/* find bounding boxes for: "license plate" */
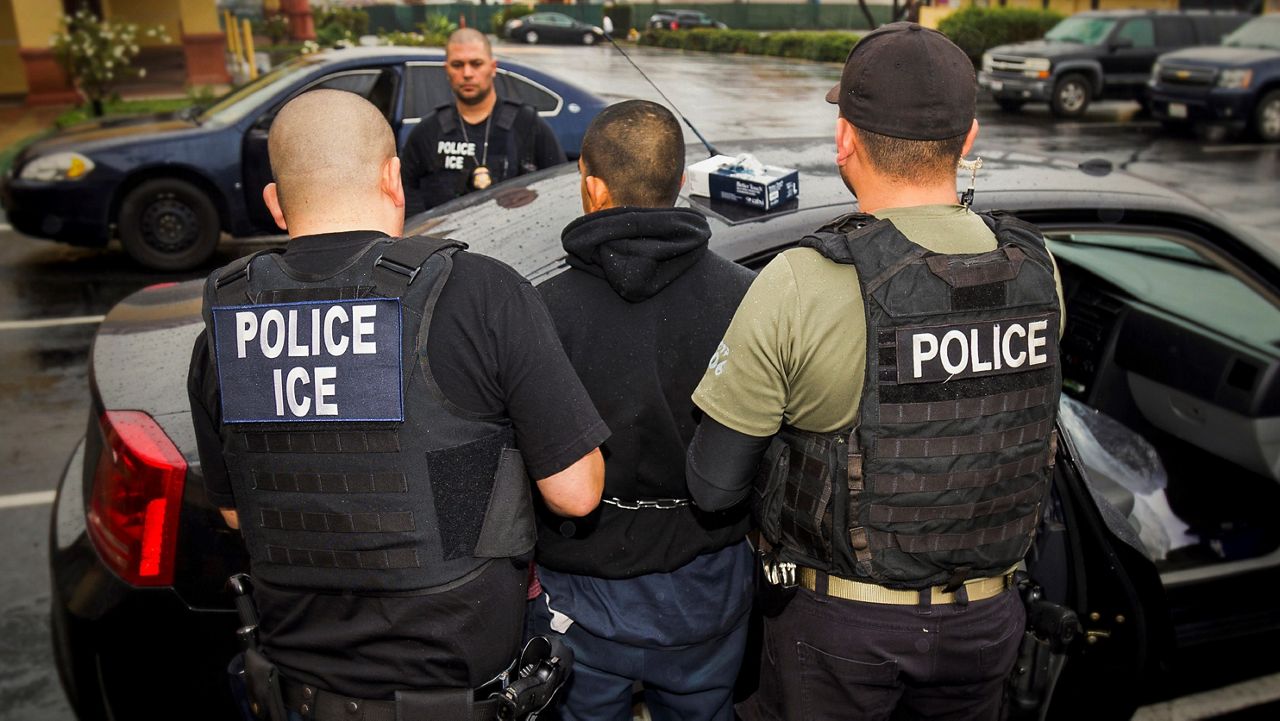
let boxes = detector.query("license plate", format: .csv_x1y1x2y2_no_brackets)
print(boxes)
990,80,1004,92
1169,103,1187,119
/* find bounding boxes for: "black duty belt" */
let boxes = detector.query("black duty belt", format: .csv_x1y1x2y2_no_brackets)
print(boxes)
280,678,500,721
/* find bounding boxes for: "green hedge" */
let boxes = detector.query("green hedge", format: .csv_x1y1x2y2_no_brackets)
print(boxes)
640,28,859,63
937,7,1063,64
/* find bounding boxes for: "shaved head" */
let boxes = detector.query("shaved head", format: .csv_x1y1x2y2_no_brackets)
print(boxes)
446,28,491,56
267,89,396,221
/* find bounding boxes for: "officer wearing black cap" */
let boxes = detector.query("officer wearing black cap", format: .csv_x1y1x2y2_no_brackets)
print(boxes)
685,23,1065,721
187,89,607,721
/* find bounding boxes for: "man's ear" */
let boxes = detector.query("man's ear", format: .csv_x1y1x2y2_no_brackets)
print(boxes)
583,174,613,213
383,156,405,209
263,183,288,231
835,116,858,166
961,119,980,158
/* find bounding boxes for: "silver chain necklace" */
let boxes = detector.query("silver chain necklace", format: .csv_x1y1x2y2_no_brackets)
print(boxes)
458,107,493,190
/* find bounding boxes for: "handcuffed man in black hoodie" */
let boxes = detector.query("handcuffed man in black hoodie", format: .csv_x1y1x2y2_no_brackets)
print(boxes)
530,100,756,720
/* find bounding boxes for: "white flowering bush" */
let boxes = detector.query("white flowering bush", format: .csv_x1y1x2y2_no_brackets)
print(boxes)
50,8,171,116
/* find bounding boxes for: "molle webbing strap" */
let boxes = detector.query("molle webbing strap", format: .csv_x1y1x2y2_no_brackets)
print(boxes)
265,545,420,570
240,431,401,454
924,247,1026,288
875,417,1054,458
864,246,929,294
260,508,416,533
252,285,377,304
252,470,408,494
879,384,1056,425
869,451,1049,495
868,483,1045,524
372,235,466,295
870,510,1040,554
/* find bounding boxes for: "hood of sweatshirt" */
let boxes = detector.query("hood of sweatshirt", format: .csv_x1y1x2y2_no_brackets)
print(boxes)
560,206,711,302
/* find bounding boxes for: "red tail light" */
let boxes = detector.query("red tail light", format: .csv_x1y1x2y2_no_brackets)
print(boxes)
671,20,679,30
87,410,187,586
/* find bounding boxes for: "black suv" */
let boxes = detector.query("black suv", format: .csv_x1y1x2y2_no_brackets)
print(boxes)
646,9,727,31
979,10,1249,118
1149,15,1280,142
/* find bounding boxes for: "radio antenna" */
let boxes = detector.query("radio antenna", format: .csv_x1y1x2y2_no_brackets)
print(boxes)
604,34,720,158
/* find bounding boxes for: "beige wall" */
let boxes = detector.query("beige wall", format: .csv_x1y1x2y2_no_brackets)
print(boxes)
103,0,181,45
0,0,23,95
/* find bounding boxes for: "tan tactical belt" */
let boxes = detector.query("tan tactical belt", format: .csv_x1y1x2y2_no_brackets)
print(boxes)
798,566,1015,605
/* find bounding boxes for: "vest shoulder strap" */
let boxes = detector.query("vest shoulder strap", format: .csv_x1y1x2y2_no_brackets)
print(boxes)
213,248,285,300
372,235,468,296
433,103,459,134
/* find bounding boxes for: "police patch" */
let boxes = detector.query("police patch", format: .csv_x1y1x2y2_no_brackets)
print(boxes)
212,298,403,423
896,314,1057,384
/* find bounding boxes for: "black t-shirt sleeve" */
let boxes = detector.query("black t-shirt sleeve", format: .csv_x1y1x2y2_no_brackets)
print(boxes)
426,253,608,479
400,118,436,218
187,330,236,508
531,116,565,169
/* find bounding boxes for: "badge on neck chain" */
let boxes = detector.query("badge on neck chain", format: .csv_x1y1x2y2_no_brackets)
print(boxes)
471,165,492,190
459,108,494,192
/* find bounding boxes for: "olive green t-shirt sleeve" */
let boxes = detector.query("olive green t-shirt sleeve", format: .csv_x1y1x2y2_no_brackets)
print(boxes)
691,254,797,438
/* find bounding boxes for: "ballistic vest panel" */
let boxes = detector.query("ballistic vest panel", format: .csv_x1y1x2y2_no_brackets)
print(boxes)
756,212,1061,589
204,237,536,592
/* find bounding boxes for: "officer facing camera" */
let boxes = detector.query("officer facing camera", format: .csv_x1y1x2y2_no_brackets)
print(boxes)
685,22,1066,721
400,28,565,217
187,88,607,721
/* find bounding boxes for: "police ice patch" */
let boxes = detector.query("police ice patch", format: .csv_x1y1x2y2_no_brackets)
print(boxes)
212,298,403,423
897,314,1057,384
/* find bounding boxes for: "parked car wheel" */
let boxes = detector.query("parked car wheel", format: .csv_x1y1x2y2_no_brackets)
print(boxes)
1255,89,1280,143
1051,74,1091,118
996,98,1026,113
582,32,597,45
524,30,539,45
117,178,220,271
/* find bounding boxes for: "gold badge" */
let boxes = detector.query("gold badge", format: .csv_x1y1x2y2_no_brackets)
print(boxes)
471,165,492,190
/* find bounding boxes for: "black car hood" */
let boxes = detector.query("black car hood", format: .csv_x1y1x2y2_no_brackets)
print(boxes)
22,115,207,157
1159,45,1278,68
988,40,1093,59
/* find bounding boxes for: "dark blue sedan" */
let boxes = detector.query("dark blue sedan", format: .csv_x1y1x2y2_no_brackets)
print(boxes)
0,47,606,270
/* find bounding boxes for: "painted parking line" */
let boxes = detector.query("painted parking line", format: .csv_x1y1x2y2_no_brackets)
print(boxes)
1201,142,1280,154
0,314,105,331
1133,670,1280,720
0,490,56,510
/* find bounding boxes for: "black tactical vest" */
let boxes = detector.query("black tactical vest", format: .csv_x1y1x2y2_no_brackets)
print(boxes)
756,212,1062,590
203,237,536,593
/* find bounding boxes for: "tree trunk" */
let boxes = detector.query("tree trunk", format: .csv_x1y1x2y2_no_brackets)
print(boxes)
857,0,877,31
91,98,105,117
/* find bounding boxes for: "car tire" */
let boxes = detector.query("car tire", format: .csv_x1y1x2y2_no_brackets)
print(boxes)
1050,74,1091,119
996,98,1025,113
117,178,220,271
525,30,539,45
1254,89,1280,143
582,32,597,45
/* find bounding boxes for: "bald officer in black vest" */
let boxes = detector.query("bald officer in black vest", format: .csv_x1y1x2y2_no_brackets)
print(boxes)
187,89,607,721
685,23,1065,721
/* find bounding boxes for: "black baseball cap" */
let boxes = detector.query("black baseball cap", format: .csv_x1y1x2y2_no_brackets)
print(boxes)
825,22,976,141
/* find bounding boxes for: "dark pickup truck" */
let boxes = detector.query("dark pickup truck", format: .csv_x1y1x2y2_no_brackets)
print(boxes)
1149,14,1280,142
979,10,1249,118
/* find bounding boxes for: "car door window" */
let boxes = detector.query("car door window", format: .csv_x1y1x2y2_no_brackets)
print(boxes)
1155,17,1195,47
494,72,562,114
404,64,454,119
1115,19,1155,48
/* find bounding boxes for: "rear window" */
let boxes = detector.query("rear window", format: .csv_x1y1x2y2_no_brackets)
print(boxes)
1155,16,1195,47
1115,19,1155,49
404,64,453,119
495,72,561,114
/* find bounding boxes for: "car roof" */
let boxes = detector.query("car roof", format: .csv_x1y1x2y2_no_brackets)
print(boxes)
406,137,1274,286
1074,9,1247,17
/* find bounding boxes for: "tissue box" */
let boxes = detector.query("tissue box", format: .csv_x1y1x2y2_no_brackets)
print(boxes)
687,154,800,211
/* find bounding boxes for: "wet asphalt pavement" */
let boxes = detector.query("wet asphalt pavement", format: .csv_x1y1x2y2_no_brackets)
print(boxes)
1,43,1277,721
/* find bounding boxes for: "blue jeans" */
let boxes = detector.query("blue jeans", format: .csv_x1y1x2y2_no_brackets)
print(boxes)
527,595,749,721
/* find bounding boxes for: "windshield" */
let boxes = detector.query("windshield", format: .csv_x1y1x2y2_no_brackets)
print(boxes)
1222,17,1280,51
198,55,326,125
1045,17,1117,46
